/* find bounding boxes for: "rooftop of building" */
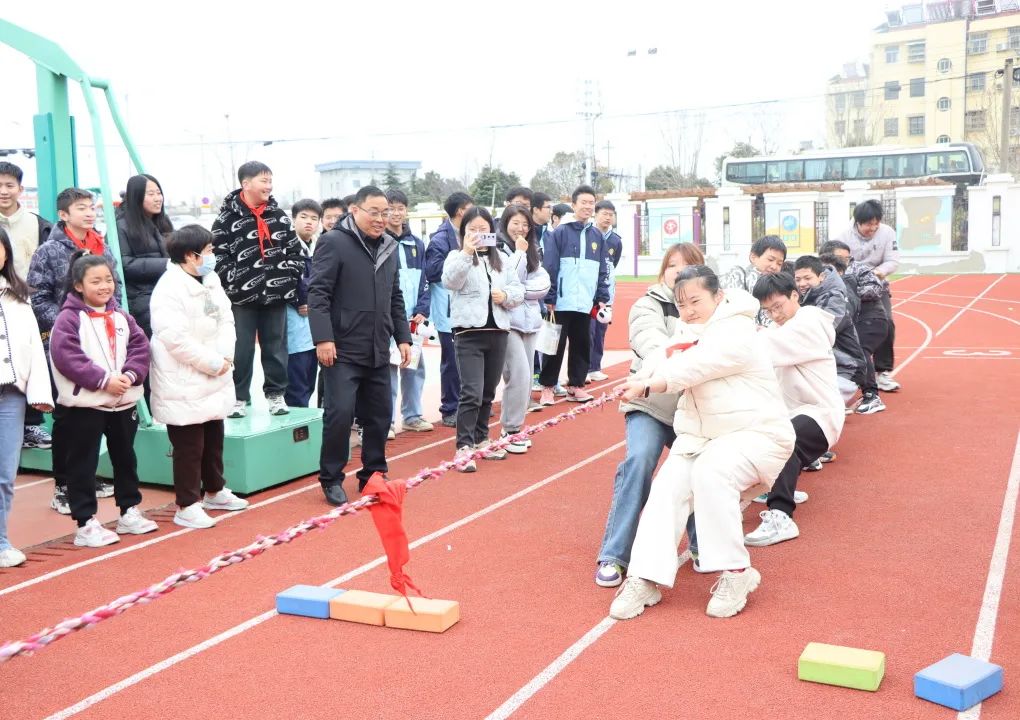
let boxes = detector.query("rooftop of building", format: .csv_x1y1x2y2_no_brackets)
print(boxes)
315,160,422,172
877,0,1020,32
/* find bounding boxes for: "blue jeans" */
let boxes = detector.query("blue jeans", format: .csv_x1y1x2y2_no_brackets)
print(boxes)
598,411,697,568
0,387,27,551
390,358,426,424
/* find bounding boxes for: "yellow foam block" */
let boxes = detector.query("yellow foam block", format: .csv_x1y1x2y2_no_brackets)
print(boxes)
328,590,401,626
384,597,460,633
798,642,886,692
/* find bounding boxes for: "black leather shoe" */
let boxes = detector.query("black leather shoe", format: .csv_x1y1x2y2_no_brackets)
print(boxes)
322,484,348,506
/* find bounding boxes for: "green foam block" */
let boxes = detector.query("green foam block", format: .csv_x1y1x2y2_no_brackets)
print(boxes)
798,642,886,692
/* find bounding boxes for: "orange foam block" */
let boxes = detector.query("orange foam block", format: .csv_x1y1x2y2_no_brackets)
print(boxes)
328,590,401,626
384,597,460,633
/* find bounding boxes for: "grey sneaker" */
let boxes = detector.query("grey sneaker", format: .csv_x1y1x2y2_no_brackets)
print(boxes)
402,417,434,432
267,394,289,416
455,446,477,473
228,401,247,419
477,442,507,461
609,577,661,620
23,425,52,449
706,567,761,618
856,393,886,415
876,371,901,392
96,481,115,498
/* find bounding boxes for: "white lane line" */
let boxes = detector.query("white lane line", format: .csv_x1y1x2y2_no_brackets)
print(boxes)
891,275,959,309
925,357,1020,361
935,275,1007,336
1,377,623,598
43,441,627,720
923,292,1020,306
906,300,1020,330
889,311,934,379
484,617,618,720
13,478,53,492
957,429,1020,720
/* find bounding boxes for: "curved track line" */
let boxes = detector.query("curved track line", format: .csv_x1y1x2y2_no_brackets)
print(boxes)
903,300,1020,330
43,441,628,720
889,311,935,379
0,376,624,599
933,275,1006,336
891,275,959,309
921,292,1020,306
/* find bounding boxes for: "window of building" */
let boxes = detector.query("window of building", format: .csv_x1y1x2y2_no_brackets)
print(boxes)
902,4,924,23
965,110,986,131
884,81,901,100
834,93,846,112
937,96,951,111
834,120,847,137
937,58,952,73
936,134,950,143
884,118,899,136
352,178,362,189
853,119,866,138
852,91,866,108
908,115,925,135
886,45,899,63
910,77,925,97
1010,27,1020,51
968,72,987,92
907,42,926,62
968,32,988,54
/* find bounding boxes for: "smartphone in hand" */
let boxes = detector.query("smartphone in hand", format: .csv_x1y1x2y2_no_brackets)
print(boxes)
475,232,498,247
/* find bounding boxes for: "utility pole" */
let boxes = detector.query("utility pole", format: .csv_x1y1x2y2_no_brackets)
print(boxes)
1001,58,1014,174
225,113,236,173
580,78,598,186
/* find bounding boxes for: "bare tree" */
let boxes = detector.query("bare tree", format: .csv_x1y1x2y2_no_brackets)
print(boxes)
827,88,888,148
972,83,1020,172
655,110,706,188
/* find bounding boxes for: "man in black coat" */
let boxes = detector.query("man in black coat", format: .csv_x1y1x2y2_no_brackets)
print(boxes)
309,185,412,505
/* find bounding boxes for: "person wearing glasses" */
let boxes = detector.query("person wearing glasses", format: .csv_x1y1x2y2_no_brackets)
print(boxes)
308,186,412,506
211,162,304,418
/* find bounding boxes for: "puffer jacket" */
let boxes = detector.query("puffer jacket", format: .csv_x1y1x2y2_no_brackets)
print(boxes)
116,217,169,337
800,270,867,384
760,305,845,448
211,189,303,306
648,288,794,482
441,250,524,331
0,278,53,407
496,235,550,334
619,283,682,427
148,262,236,425
835,222,899,278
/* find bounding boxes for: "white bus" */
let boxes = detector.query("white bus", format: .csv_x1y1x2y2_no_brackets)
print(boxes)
721,143,985,187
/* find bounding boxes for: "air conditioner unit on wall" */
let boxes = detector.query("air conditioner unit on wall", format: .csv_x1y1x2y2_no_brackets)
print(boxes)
997,43,1011,52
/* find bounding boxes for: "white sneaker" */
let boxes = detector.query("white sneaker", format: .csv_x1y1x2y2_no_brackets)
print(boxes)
174,502,216,529
752,490,808,505
588,370,609,382
203,489,249,511
706,567,761,618
0,547,27,567
267,394,290,416
402,417,434,432
744,509,800,547
388,425,396,441
115,506,159,535
455,446,477,473
876,371,901,392
477,442,507,461
228,401,247,419
609,577,662,620
74,518,120,547
500,431,529,454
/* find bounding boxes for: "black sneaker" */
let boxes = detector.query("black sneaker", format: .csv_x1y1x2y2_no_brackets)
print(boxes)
856,393,887,415
820,451,836,463
321,483,348,506
51,486,71,515
96,481,115,498
441,415,456,428
23,425,53,449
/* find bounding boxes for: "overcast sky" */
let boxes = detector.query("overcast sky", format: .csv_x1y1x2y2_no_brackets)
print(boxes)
2,0,891,207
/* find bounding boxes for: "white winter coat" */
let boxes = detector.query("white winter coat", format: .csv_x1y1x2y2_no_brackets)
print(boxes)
497,241,550,334
650,288,795,487
441,250,523,331
760,305,845,448
148,262,236,425
0,279,53,407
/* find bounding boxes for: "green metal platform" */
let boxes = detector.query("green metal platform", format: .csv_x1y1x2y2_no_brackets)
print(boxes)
95,408,323,495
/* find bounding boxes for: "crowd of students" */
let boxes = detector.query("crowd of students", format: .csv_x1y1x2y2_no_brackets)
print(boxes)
0,160,621,565
600,199,901,620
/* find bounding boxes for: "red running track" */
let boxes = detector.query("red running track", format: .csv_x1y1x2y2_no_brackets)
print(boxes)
0,274,1017,720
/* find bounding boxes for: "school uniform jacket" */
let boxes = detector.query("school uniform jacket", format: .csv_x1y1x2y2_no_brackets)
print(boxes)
49,294,149,411
424,219,460,333
648,288,795,485
542,220,610,313
393,225,431,320
760,305,845,448
149,262,236,426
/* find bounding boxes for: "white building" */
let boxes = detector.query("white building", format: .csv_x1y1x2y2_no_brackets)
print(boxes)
315,160,421,197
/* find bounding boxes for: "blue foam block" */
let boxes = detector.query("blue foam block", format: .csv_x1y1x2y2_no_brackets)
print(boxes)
276,585,346,619
914,653,1003,711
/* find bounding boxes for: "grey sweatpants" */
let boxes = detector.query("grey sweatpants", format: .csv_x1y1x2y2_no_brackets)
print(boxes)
500,330,538,433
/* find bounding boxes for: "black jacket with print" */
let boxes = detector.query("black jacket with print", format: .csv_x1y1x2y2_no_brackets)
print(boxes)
211,190,303,306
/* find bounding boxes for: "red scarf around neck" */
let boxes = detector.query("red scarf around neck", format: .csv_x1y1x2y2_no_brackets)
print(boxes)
87,309,117,364
64,224,105,255
239,192,272,258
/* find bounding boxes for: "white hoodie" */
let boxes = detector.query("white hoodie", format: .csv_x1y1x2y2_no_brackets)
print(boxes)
650,288,794,485
759,305,845,448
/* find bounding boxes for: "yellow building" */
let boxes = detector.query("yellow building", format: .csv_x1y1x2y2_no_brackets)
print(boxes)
826,1,1020,170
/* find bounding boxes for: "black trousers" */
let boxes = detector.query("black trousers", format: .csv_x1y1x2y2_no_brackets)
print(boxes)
319,361,391,490
874,293,895,372
231,303,289,403
61,405,142,524
438,331,461,417
768,415,829,518
166,421,226,508
855,310,889,395
453,330,508,449
538,310,591,388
